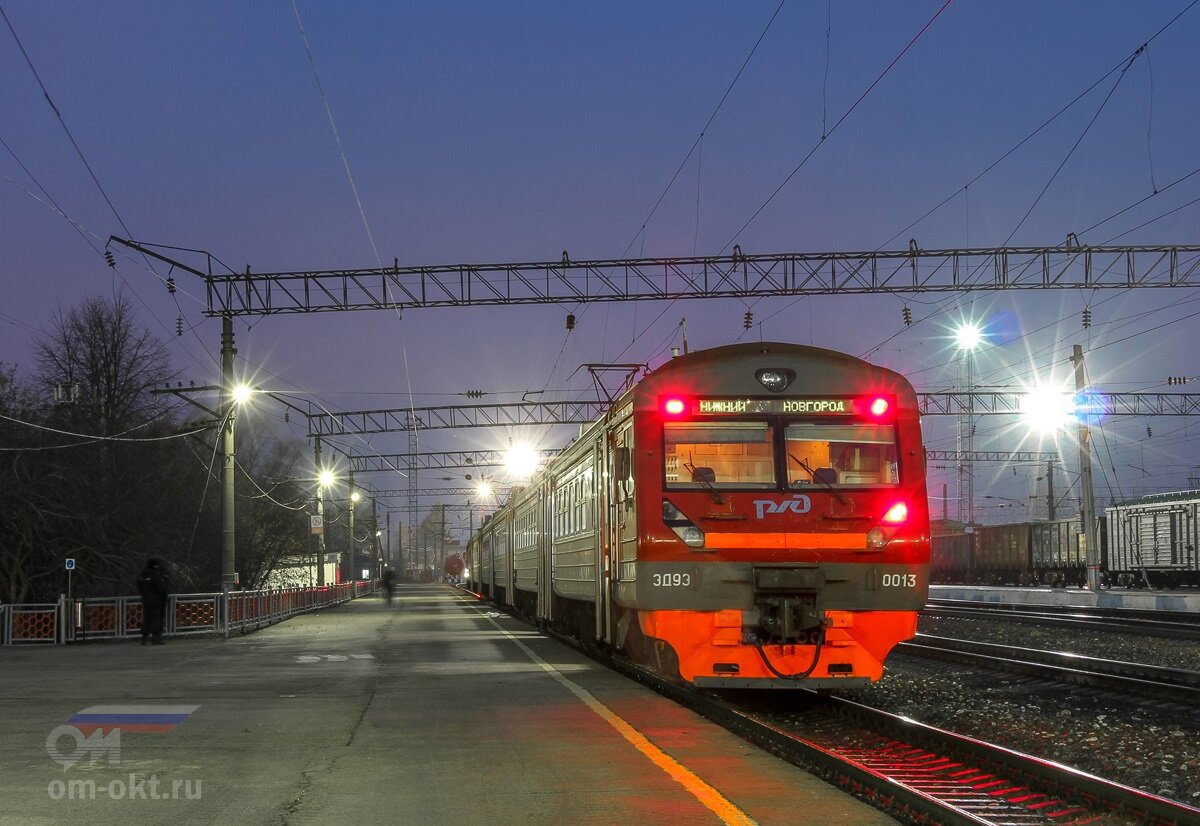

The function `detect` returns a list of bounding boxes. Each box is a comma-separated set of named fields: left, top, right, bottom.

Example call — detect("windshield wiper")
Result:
left=684, top=458, right=725, bottom=505
left=788, top=452, right=848, bottom=505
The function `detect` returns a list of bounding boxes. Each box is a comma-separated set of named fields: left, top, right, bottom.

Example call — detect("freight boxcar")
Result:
left=1106, top=491, right=1200, bottom=588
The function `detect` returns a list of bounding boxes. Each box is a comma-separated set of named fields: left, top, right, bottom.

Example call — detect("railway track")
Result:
left=924, top=598, right=1200, bottom=641
left=576, top=637, right=1200, bottom=825
left=897, top=634, right=1200, bottom=708
left=477, top=584, right=1200, bottom=824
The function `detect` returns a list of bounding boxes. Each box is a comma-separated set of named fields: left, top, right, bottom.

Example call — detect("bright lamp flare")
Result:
left=1020, top=385, right=1076, bottom=433
left=505, top=444, right=540, bottom=478
left=954, top=323, right=984, bottom=350
left=318, top=470, right=336, bottom=488
left=231, top=384, right=253, bottom=404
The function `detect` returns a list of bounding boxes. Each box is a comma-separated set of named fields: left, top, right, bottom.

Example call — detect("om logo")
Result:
left=753, top=495, right=812, bottom=519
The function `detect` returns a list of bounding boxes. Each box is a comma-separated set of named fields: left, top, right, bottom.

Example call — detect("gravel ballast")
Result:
left=840, top=614, right=1200, bottom=807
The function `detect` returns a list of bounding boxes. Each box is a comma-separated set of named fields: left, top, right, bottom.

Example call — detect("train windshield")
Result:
left=664, top=421, right=775, bottom=489
left=785, top=423, right=899, bottom=488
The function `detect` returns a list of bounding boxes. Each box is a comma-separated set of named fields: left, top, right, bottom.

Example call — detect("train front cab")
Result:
left=610, top=345, right=931, bottom=689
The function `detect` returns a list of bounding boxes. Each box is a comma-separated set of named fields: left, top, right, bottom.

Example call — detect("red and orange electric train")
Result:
left=465, top=342, right=930, bottom=688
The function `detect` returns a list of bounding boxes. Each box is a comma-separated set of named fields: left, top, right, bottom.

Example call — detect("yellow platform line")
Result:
left=474, top=604, right=757, bottom=826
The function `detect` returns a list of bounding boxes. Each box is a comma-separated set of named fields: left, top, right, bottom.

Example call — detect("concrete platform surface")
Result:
left=930, top=583, right=1200, bottom=612
left=0, top=584, right=895, bottom=826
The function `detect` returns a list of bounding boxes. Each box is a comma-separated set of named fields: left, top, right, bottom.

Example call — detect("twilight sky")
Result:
left=3, top=1, right=1199, bottom=527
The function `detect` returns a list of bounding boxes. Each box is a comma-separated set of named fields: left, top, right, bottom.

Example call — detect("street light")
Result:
left=221, top=381, right=254, bottom=591
left=315, top=468, right=335, bottom=587
left=504, top=442, right=540, bottom=480
left=954, top=321, right=985, bottom=525
left=347, top=488, right=361, bottom=583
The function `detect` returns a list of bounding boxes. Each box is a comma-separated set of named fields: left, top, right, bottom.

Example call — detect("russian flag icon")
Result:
left=67, top=705, right=200, bottom=735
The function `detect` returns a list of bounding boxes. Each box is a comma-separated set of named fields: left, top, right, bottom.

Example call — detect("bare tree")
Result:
left=23, top=295, right=193, bottom=596
left=37, top=294, right=176, bottom=435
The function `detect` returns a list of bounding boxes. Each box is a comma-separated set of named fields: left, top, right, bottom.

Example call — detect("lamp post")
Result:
left=219, top=348, right=253, bottom=592
left=316, top=467, right=335, bottom=587
left=347, top=487, right=361, bottom=583
left=1071, top=344, right=1101, bottom=591
left=954, top=322, right=984, bottom=525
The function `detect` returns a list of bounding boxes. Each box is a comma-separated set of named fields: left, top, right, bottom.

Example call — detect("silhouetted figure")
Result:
left=382, top=568, right=397, bottom=606
left=136, top=558, right=170, bottom=645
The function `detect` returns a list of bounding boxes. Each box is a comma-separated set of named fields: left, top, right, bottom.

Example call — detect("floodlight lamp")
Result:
left=232, top=384, right=254, bottom=404
left=954, top=323, right=984, bottom=351
left=505, top=444, right=540, bottom=479
left=318, top=469, right=336, bottom=488
left=1019, top=384, right=1076, bottom=434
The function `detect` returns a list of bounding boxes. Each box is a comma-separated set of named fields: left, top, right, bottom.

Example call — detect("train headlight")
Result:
left=755, top=368, right=796, bottom=393
left=663, top=499, right=706, bottom=548
left=867, top=501, right=909, bottom=549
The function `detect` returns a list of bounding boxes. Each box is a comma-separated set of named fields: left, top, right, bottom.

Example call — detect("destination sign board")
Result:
left=693, top=397, right=863, bottom=415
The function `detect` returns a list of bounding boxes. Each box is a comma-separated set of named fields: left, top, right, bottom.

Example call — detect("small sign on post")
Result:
left=65, top=558, right=76, bottom=571
left=310, top=515, right=324, bottom=535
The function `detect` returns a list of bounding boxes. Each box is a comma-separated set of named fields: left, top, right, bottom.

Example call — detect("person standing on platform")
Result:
left=136, top=558, right=170, bottom=645
left=382, top=568, right=397, bottom=606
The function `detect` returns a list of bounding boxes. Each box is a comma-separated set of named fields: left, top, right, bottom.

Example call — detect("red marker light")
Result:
left=663, top=398, right=686, bottom=416
left=869, top=397, right=890, bottom=417
left=881, top=501, right=908, bottom=524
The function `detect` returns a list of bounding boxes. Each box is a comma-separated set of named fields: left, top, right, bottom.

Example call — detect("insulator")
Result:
left=743, top=310, right=753, bottom=330
left=1081, top=307, right=1092, bottom=328
left=1146, top=426, right=1152, bottom=438
left=104, top=250, right=115, bottom=267
left=175, top=315, right=183, bottom=336
left=1168, top=376, right=1188, bottom=386
left=902, top=306, right=913, bottom=326
left=167, top=276, right=176, bottom=294
left=284, top=411, right=290, bottom=423
left=566, top=313, right=576, bottom=331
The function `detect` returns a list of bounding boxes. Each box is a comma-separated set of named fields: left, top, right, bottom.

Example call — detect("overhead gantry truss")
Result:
left=310, top=400, right=608, bottom=436
left=924, top=450, right=1057, bottom=463
left=306, top=393, right=1200, bottom=437
left=346, top=449, right=563, bottom=474
left=108, top=238, right=1200, bottom=317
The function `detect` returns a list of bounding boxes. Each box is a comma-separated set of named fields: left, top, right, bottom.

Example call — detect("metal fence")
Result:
left=0, top=581, right=377, bottom=645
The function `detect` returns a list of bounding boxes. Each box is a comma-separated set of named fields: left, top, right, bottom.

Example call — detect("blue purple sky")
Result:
left=4, top=1, right=1199, bottom=527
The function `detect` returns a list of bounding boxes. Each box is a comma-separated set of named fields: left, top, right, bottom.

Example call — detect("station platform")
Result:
left=0, top=583, right=895, bottom=825
left=930, top=584, right=1200, bottom=612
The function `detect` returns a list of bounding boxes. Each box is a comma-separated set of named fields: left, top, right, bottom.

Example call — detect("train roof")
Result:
left=1109, top=488, right=1200, bottom=509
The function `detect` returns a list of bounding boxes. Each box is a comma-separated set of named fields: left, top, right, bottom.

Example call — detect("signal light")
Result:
left=881, top=502, right=908, bottom=524
left=868, top=397, right=890, bottom=417
left=663, top=398, right=686, bottom=416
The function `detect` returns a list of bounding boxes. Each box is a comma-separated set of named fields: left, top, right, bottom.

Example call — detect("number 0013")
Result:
left=882, top=573, right=917, bottom=588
